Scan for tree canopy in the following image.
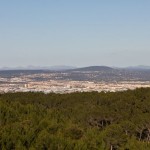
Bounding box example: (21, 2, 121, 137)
(0, 88, 150, 150)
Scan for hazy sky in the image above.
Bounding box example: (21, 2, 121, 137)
(0, 0, 150, 67)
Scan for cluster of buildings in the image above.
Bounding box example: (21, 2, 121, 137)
(0, 74, 150, 93)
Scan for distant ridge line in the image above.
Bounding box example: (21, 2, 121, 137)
(67, 66, 114, 72)
(0, 65, 150, 71)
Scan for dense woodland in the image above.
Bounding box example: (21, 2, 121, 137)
(0, 88, 150, 150)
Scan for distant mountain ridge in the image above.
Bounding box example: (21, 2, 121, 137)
(126, 65, 150, 70)
(0, 66, 77, 71)
(0, 65, 150, 71)
(69, 66, 114, 72)
(1, 65, 150, 81)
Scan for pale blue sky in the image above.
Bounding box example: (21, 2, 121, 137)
(0, 0, 150, 67)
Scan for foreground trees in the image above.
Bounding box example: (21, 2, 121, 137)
(0, 88, 150, 149)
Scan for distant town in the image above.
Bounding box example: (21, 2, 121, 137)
(0, 66, 150, 93)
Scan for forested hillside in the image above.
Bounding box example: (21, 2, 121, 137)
(0, 88, 150, 150)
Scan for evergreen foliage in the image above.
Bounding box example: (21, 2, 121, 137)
(0, 88, 150, 149)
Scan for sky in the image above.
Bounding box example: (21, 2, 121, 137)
(0, 0, 150, 67)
